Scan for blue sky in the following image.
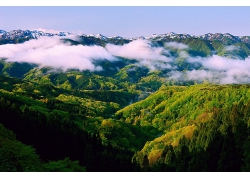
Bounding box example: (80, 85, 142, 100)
(1, 5, 250, 38)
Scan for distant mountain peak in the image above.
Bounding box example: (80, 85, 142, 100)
(0, 29, 70, 41)
(0, 30, 6, 34)
(1, 29, 250, 45)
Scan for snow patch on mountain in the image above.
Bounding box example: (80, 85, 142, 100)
(1, 29, 250, 45)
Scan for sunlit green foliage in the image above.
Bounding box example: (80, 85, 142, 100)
(128, 84, 250, 170)
(1, 35, 250, 172)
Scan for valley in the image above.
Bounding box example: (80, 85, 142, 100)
(1, 29, 250, 172)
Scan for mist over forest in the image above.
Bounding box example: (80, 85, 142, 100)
(1, 30, 250, 172)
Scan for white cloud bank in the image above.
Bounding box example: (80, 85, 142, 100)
(1, 36, 250, 84)
(0, 36, 116, 71)
(106, 39, 173, 70)
(0, 38, 174, 71)
(106, 40, 171, 62)
(164, 42, 188, 50)
(168, 55, 250, 84)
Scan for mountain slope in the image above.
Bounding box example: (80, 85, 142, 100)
(1, 29, 250, 171)
(115, 84, 250, 167)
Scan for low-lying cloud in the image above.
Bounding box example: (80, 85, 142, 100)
(106, 39, 174, 70)
(106, 40, 171, 62)
(168, 54, 250, 84)
(0, 36, 116, 71)
(224, 45, 239, 51)
(0, 38, 174, 72)
(1, 36, 250, 84)
(198, 55, 250, 71)
(164, 42, 188, 50)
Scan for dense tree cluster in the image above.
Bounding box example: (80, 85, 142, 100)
(0, 93, 135, 172)
(1, 39, 250, 172)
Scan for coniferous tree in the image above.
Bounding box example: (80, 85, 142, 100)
(217, 126, 238, 172)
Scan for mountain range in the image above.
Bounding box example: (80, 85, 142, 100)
(1, 29, 250, 172)
(1, 29, 250, 85)
(1, 29, 250, 43)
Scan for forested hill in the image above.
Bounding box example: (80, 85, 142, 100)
(116, 84, 250, 171)
(1, 76, 250, 171)
(1, 30, 250, 171)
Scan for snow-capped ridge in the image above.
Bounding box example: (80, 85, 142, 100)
(1, 29, 250, 45)
(0, 29, 70, 40)
(0, 30, 6, 35)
